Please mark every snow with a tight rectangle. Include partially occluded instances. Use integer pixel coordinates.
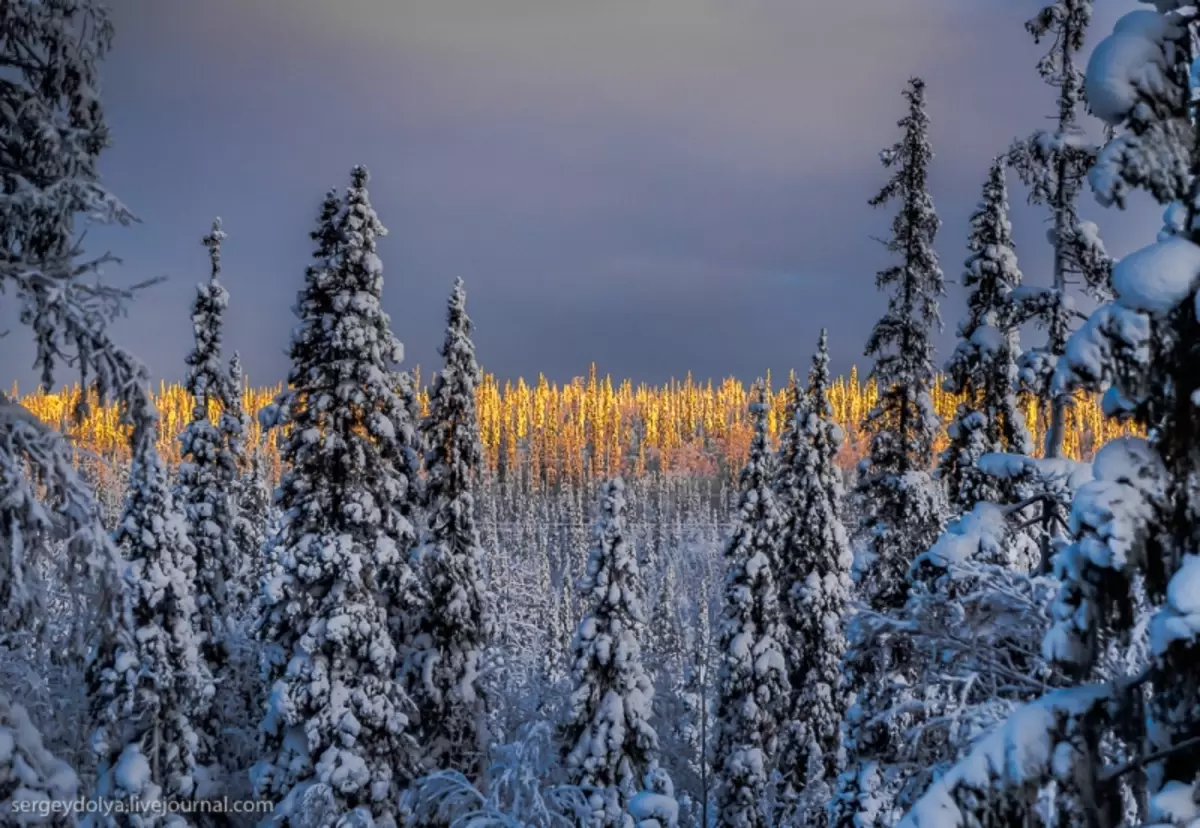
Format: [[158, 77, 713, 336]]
[[629, 792, 679, 826], [968, 324, 1005, 355], [977, 453, 1093, 491], [1085, 12, 1172, 125], [899, 686, 1113, 828], [0, 695, 80, 824], [1150, 555, 1200, 656], [1149, 780, 1200, 825], [1111, 236, 1200, 314], [919, 503, 1008, 569], [114, 744, 152, 794]]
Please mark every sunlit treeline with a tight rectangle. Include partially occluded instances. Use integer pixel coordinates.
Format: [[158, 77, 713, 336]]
[[12, 363, 1133, 486]]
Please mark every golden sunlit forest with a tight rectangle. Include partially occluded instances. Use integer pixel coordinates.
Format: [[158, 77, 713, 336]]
[[13, 363, 1132, 487]]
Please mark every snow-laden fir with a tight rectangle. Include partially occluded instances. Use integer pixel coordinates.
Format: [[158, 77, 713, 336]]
[[713, 385, 789, 828], [937, 159, 1034, 513], [176, 218, 249, 765], [561, 477, 660, 827], [834, 77, 947, 828], [86, 379, 213, 827], [410, 277, 495, 779], [772, 331, 853, 823], [253, 167, 421, 828]]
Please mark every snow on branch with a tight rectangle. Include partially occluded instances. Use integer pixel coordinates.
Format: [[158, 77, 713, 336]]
[[898, 684, 1118, 828]]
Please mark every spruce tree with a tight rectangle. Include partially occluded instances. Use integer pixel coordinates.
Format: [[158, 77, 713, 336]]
[[562, 477, 658, 827], [233, 440, 273, 603], [411, 277, 494, 776], [1008, 0, 1109, 460], [177, 218, 242, 674], [0, 4, 164, 820], [221, 351, 253, 598], [88, 383, 213, 820], [1007, 0, 1111, 572], [938, 160, 1033, 513], [835, 78, 947, 828], [0, 0, 137, 645], [253, 167, 420, 826], [0, 693, 80, 827], [774, 331, 853, 817], [904, 7, 1200, 825], [713, 384, 789, 828], [855, 76, 946, 612]]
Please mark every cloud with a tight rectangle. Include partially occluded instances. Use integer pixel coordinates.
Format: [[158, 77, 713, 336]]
[[1, 0, 1158, 391]]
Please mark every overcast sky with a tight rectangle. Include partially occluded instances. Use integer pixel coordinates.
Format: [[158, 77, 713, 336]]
[[1, 0, 1161, 390]]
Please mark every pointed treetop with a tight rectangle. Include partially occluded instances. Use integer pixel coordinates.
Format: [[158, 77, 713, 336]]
[[351, 164, 370, 189], [202, 217, 225, 280], [749, 378, 770, 444], [341, 165, 388, 248], [310, 189, 342, 260], [810, 328, 832, 414], [229, 350, 244, 393]]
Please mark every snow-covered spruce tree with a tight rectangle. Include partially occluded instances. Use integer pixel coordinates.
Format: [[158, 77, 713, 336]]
[[675, 587, 713, 828], [1008, 0, 1111, 462], [0, 0, 138, 641], [221, 352, 253, 596], [405, 721, 592, 826], [556, 570, 576, 679], [0, 5, 163, 822], [773, 331, 854, 820], [224, 350, 270, 607], [938, 159, 1034, 514], [232, 438, 273, 610], [651, 557, 684, 680], [901, 8, 1200, 826], [393, 366, 425, 481], [562, 477, 658, 826], [87, 381, 213, 822], [0, 692, 81, 827], [1008, 0, 1112, 573], [254, 167, 421, 826], [411, 277, 494, 778], [834, 77, 947, 828], [713, 385, 789, 828], [177, 218, 242, 681], [854, 77, 947, 613]]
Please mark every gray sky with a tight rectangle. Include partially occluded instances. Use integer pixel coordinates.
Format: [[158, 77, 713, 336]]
[[1, 0, 1160, 391]]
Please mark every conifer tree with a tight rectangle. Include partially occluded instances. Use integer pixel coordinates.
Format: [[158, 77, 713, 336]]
[[855, 77, 947, 612], [233, 438, 274, 607], [177, 218, 242, 674], [556, 573, 575, 676], [713, 384, 789, 828], [562, 477, 658, 827], [253, 167, 421, 826], [0, 0, 149, 645], [938, 161, 1034, 513], [0, 693, 80, 827], [221, 352, 254, 598], [1008, 0, 1109, 460], [411, 277, 494, 777], [88, 383, 213, 820], [0, 4, 165, 820], [652, 557, 684, 679], [774, 331, 854, 816], [676, 585, 713, 828], [1006, 0, 1111, 573], [835, 78, 947, 828], [903, 8, 1200, 823]]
